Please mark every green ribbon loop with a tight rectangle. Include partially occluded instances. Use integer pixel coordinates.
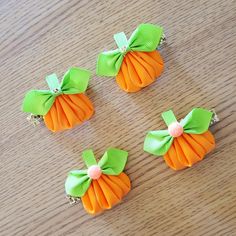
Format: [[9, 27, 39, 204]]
[[46, 74, 61, 93], [22, 67, 91, 116], [65, 148, 128, 197], [65, 170, 91, 198], [161, 110, 177, 126], [144, 130, 173, 156], [96, 23, 164, 76], [144, 108, 213, 156], [114, 32, 129, 53], [82, 149, 97, 168], [180, 108, 213, 134], [98, 148, 128, 175]]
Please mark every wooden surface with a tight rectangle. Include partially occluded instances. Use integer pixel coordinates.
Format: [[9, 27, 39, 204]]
[[1, 0, 236, 235]]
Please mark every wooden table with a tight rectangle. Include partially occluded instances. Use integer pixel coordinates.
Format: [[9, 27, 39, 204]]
[[1, 0, 236, 235]]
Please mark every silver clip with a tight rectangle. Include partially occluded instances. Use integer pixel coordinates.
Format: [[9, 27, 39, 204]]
[[53, 88, 60, 93], [120, 46, 127, 54], [158, 33, 166, 49], [66, 195, 80, 205], [27, 114, 43, 126], [210, 109, 220, 126]]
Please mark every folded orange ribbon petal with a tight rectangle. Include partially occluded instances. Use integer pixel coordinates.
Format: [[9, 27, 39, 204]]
[[116, 51, 164, 92], [163, 131, 215, 170], [44, 94, 94, 132], [81, 173, 131, 215]]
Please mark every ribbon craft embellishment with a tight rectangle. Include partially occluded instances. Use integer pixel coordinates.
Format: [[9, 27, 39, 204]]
[[96, 23, 165, 92], [22, 67, 94, 132], [144, 108, 216, 170], [65, 148, 131, 215]]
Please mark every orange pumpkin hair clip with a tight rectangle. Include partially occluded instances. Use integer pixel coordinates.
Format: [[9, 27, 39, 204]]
[[144, 108, 219, 170], [22, 67, 94, 132], [96, 23, 165, 92], [65, 148, 131, 215]]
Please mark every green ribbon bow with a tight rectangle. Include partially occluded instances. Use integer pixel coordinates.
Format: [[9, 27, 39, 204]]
[[22, 67, 91, 115], [65, 148, 128, 197], [96, 23, 163, 76], [143, 108, 213, 156]]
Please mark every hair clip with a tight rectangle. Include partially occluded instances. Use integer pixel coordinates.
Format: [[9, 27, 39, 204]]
[[22, 67, 94, 132], [144, 108, 218, 170], [96, 23, 165, 92], [65, 148, 131, 215]]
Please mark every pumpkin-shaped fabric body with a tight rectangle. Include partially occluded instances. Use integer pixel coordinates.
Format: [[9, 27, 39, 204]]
[[116, 51, 164, 92], [44, 93, 94, 132], [163, 131, 215, 170], [81, 172, 131, 215]]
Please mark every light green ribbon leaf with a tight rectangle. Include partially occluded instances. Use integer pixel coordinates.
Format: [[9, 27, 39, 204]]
[[22, 67, 91, 115], [96, 24, 163, 76], [65, 148, 128, 197], [144, 108, 213, 156], [22, 90, 55, 116], [180, 108, 213, 134], [64, 170, 92, 198], [61, 67, 91, 94], [96, 49, 124, 77], [144, 130, 173, 156], [98, 148, 128, 175]]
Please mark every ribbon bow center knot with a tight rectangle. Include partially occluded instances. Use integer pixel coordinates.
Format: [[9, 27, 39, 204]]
[[120, 46, 127, 54], [87, 165, 102, 180], [168, 122, 183, 137], [52, 88, 62, 94]]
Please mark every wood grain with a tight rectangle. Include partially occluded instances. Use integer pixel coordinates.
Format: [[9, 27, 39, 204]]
[[0, 0, 236, 235]]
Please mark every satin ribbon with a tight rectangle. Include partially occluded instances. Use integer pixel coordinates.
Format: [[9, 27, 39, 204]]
[[22, 67, 91, 115], [143, 108, 213, 156], [96, 23, 163, 76], [65, 148, 128, 197]]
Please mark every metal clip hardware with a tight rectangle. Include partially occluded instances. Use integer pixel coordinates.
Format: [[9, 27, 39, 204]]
[[27, 114, 43, 126], [66, 195, 80, 205], [210, 109, 220, 126], [158, 33, 166, 48]]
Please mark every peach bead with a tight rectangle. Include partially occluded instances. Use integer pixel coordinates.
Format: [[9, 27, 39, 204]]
[[87, 165, 102, 180], [168, 122, 184, 137]]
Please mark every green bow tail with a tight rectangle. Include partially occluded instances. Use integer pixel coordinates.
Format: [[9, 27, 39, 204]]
[[22, 67, 91, 115], [96, 23, 164, 76], [143, 108, 213, 156], [65, 148, 128, 197]]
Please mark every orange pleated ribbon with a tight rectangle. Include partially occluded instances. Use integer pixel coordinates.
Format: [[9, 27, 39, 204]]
[[81, 172, 131, 215], [164, 131, 215, 170], [44, 93, 94, 132], [116, 50, 164, 92]]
